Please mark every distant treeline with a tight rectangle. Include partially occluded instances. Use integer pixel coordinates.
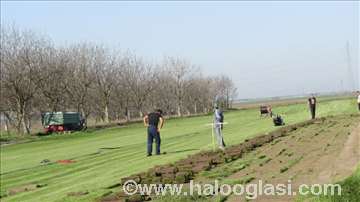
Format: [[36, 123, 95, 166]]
[[0, 25, 237, 134]]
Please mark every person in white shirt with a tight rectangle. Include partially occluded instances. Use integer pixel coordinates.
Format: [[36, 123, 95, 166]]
[[214, 106, 226, 150], [357, 91, 360, 111]]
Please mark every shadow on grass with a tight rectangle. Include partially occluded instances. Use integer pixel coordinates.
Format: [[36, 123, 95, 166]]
[[167, 149, 199, 154], [99, 146, 122, 150]]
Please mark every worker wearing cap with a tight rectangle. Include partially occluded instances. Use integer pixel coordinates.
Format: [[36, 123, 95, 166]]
[[143, 109, 164, 156]]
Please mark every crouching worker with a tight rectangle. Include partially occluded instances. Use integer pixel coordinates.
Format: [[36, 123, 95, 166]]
[[143, 109, 164, 157], [273, 114, 285, 126], [214, 106, 226, 150]]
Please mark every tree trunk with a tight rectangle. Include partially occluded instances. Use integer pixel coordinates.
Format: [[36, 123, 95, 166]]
[[125, 108, 131, 122], [21, 111, 30, 134], [104, 104, 109, 123], [177, 104, 182, 117], [3, 112, 10, 134], [80, 108, 88, 128], [16, 100, 30, 134], [4, 119, 8, 132], [137, 100, 143, 118]]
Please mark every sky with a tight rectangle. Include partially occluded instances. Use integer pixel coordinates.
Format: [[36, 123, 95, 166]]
[[1, 1, 359, 99]]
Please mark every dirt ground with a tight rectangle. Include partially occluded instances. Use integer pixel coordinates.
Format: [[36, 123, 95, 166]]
[[101, 114, 359, 202], [224, 114, 360, 202]]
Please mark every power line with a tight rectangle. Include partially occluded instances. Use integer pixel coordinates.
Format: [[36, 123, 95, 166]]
[[346, 41, 356, 91]]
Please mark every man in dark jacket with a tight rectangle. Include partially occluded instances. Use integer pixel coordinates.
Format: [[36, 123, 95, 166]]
[[143, 109, 164, 156], [308, 95, 317, 119]]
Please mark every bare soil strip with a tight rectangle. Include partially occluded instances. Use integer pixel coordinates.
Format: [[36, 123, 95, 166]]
[[226, 114, 359, 202], [318, 121, 360, 182]]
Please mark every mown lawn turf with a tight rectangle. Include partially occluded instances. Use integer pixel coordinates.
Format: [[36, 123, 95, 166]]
[[0, 98, 358, 202]]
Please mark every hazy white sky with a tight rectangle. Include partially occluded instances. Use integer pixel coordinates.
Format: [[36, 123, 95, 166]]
[[1, 1, 359, 99]]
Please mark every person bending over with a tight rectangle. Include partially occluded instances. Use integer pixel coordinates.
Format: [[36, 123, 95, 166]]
[[143, 109, 164, 156]]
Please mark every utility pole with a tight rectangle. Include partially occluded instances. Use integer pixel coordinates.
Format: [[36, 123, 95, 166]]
[[346, 41, 356, 91]]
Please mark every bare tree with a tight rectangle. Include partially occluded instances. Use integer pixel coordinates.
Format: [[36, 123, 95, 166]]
[[65, 43, 97, 124], [184, 75, 213, 114], [0, 25, 238, 134], [37, 47, 72, 112], [122, 53, 155, 117], [150, 68, 176, 115], [1, 25, 49, 134], [163, 57, 195, 116], [213, 75, 238, 109], [92, 46, 119, 123]]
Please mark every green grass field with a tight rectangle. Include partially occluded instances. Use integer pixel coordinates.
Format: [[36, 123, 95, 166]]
[[0, 98, 358, 202]]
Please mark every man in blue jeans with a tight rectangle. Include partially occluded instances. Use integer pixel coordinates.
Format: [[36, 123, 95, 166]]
[[143, 109, 165, 156]]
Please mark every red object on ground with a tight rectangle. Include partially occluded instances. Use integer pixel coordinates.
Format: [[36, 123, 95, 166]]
[[44, 125, 66, 133], [56, 159, 76, 164], [57, 125, 64, 131]]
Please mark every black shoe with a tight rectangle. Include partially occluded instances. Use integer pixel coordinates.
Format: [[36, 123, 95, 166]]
[[147, 154, 152, 157]]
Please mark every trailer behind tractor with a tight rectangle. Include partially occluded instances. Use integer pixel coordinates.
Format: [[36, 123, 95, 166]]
[[41, 112, 85, 133]]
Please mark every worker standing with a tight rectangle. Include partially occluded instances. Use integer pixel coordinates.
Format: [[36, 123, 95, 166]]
[[214, 106, 226, 150], [357, 91, 360, 111], [308, 95, 317, 119], [143, 109, 164, 157]]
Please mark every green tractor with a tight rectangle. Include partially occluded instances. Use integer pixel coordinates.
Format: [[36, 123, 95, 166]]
[[41, 112, 85, 133]]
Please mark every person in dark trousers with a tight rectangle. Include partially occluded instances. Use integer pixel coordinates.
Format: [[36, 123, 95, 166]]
[[143, 109, 164, 157], [357, 91, 360, 111], [308, 95, 317, 119]]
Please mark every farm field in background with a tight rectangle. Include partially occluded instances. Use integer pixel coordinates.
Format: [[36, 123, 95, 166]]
[[0, 97, 358, 202]]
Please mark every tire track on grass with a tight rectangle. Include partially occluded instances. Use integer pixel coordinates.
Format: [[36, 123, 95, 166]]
[[2, 130, 206, 194]]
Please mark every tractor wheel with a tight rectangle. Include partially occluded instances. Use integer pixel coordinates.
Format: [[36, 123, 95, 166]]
[[58, 125, 64, 132]]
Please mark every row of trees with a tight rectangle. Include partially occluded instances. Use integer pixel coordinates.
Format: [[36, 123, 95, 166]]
[[0, 26, 237, 134]]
